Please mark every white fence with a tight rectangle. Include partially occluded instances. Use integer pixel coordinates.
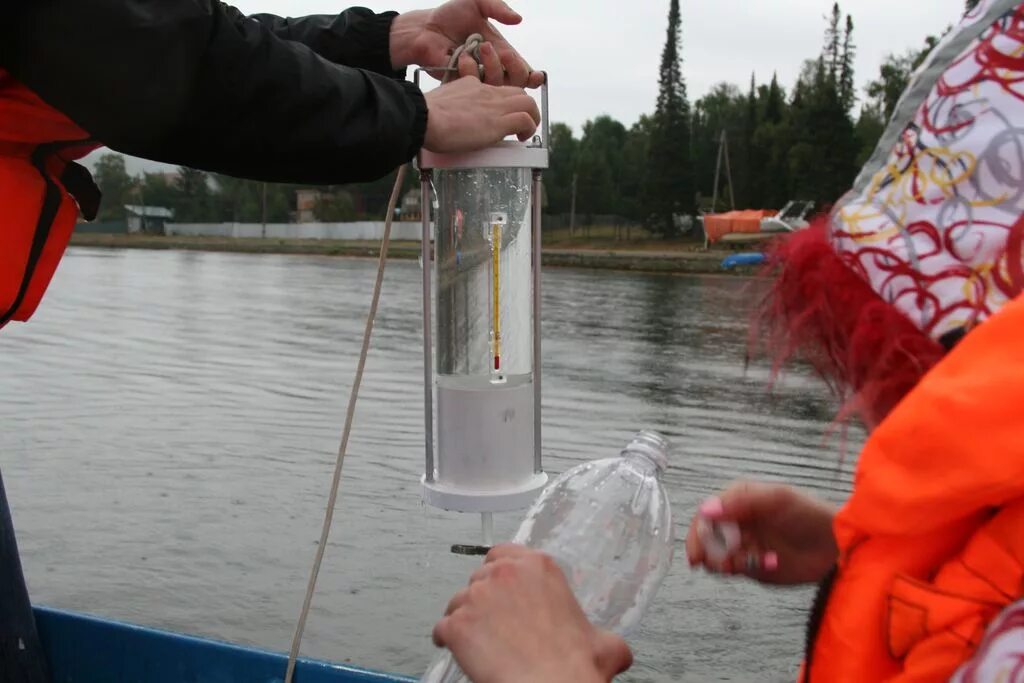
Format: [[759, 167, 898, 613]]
[[165, 221, 428, 241]]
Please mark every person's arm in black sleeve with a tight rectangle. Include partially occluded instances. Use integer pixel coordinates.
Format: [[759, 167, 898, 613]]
[[233, 6, 405, 77], [4, 0, 426, 184]]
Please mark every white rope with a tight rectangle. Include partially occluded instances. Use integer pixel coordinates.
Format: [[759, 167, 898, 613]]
[[446, 33, 484, 83], [284, 163, 406, 683], [282, 33, 490, 683]]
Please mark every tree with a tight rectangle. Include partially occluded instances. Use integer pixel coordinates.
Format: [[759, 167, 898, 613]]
[[691, 83, 744, 209], [839, 15, 856, 112], [751, 73, 791, 209], [575, 116, 627, 218], [136, 172, 179, 215], [763, 73, 785, 124], [855, 103, 886, 166], [342, 167, 416, 219], [92, 153, 134, 220], [824, 3, 842, 83], [645, 0, 693, 236], [212, 175, 293, 222], [866, 35, 939, 120], [175, 167, 211, 222], [314, 187, 357, 222], [544, 123, 578, 214], [743, 74, 760, 206], [865, 52, 915, 121], [620, 116, 653, 223]]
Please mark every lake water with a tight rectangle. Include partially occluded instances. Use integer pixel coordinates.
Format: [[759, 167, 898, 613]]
[[0, 247, 860, 682]]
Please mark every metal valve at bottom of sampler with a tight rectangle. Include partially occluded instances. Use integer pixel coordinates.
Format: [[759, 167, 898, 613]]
[[420, 430, 675, 683]]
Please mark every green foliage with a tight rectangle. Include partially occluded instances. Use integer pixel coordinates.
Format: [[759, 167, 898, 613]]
[[137, 172, 177, 212], [92, 153, 134, 220], [839, 15, 857, 112], [854, 104, 886, 167], [314, 188, 357, 222], [544, 123, 578, 214], [576, 116, 627, 217], [620, 116, 653, 222], [175, 167, 212, 222], [866, 35, 939, 120], [646, 0, 693, 236]]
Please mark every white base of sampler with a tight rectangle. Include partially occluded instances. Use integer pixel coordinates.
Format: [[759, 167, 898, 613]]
[[421, 472, 549, 513]]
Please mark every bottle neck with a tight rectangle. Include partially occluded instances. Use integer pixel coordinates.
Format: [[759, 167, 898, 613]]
[[623, 449, 664, 475], [621, 430, 669, 474]]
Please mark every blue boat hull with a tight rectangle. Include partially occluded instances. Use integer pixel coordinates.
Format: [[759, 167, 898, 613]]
[[34, 606, 415, 683], [720, 252, 766, 270]]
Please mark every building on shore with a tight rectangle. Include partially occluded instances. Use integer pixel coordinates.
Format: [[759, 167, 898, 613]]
[[125, 205, 174, 234]]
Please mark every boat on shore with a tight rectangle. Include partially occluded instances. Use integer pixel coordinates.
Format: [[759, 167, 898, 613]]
[[700, 200, 814, 247]]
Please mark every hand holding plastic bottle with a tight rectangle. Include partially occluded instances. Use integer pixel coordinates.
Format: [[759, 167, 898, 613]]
[[685, 481, 839, 585], [432, 545, 633, 683], [422, 430, 674, 683]]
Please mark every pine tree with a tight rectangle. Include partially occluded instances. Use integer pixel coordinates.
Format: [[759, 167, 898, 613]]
[[744, 73, 760, 206], [839, 14, 856, 112], [764, 73, 784, 124], [746, 74, 758, 136], [645, 0, 693, 237], [824, 3, 842, 82]]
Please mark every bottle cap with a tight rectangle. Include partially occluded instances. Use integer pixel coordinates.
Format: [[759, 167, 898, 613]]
[[697, 518, 741, 568]]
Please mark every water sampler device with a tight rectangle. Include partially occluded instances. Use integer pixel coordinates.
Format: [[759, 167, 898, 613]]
[[415, 72, 550, 546]]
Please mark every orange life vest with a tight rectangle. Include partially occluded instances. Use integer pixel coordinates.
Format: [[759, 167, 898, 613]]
[[0, 69, 100, 328], [803, 292, 1024, 681]]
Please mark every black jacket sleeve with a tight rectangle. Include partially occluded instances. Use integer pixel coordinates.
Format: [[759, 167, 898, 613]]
[[3, 1, 427, 184], [238, 6, 405, 77]]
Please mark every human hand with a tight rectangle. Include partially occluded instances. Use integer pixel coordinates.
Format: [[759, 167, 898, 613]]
[[390, 0, 543, 87], [685, 481, 838, 585], [432, 544, 633, 683], [423, 74, 539, 153]]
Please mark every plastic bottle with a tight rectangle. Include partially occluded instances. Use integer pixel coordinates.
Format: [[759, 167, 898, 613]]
[[421, 429, 675, 683]]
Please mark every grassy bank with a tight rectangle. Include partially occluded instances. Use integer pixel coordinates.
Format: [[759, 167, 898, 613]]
[[69, 232, 762, 276]]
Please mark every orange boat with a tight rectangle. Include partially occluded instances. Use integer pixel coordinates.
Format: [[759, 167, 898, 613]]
[[700, 200, 814, 247]]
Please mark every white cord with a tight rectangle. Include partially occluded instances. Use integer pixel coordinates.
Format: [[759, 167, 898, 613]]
[[283, 33, 488, 681], [284, 163, 407, 683]]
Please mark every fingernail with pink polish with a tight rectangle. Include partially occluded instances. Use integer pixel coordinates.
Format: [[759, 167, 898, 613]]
[[699, 497, 724, 518], [763, 551, 779, 572]]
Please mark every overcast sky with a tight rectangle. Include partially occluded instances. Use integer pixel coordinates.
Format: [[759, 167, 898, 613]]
[[87, 0, 967, 175]]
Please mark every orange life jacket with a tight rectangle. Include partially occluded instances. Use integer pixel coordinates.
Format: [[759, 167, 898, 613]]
[[0, 69, 100, 328], [803, 292, 1024, 681]]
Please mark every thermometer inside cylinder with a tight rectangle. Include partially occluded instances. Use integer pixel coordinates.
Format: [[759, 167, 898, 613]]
[[486, 212, 507, 383]]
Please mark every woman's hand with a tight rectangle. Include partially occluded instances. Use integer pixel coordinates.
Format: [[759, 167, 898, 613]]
[[685, 481, 839, 585], [432, 544, 633, 683]]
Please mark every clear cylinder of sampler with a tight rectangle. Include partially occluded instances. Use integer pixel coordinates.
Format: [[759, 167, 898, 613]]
[[433, 167, 535, 494]]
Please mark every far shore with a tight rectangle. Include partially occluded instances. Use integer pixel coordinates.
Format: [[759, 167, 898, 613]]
[[68, 233, 768, 276]]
